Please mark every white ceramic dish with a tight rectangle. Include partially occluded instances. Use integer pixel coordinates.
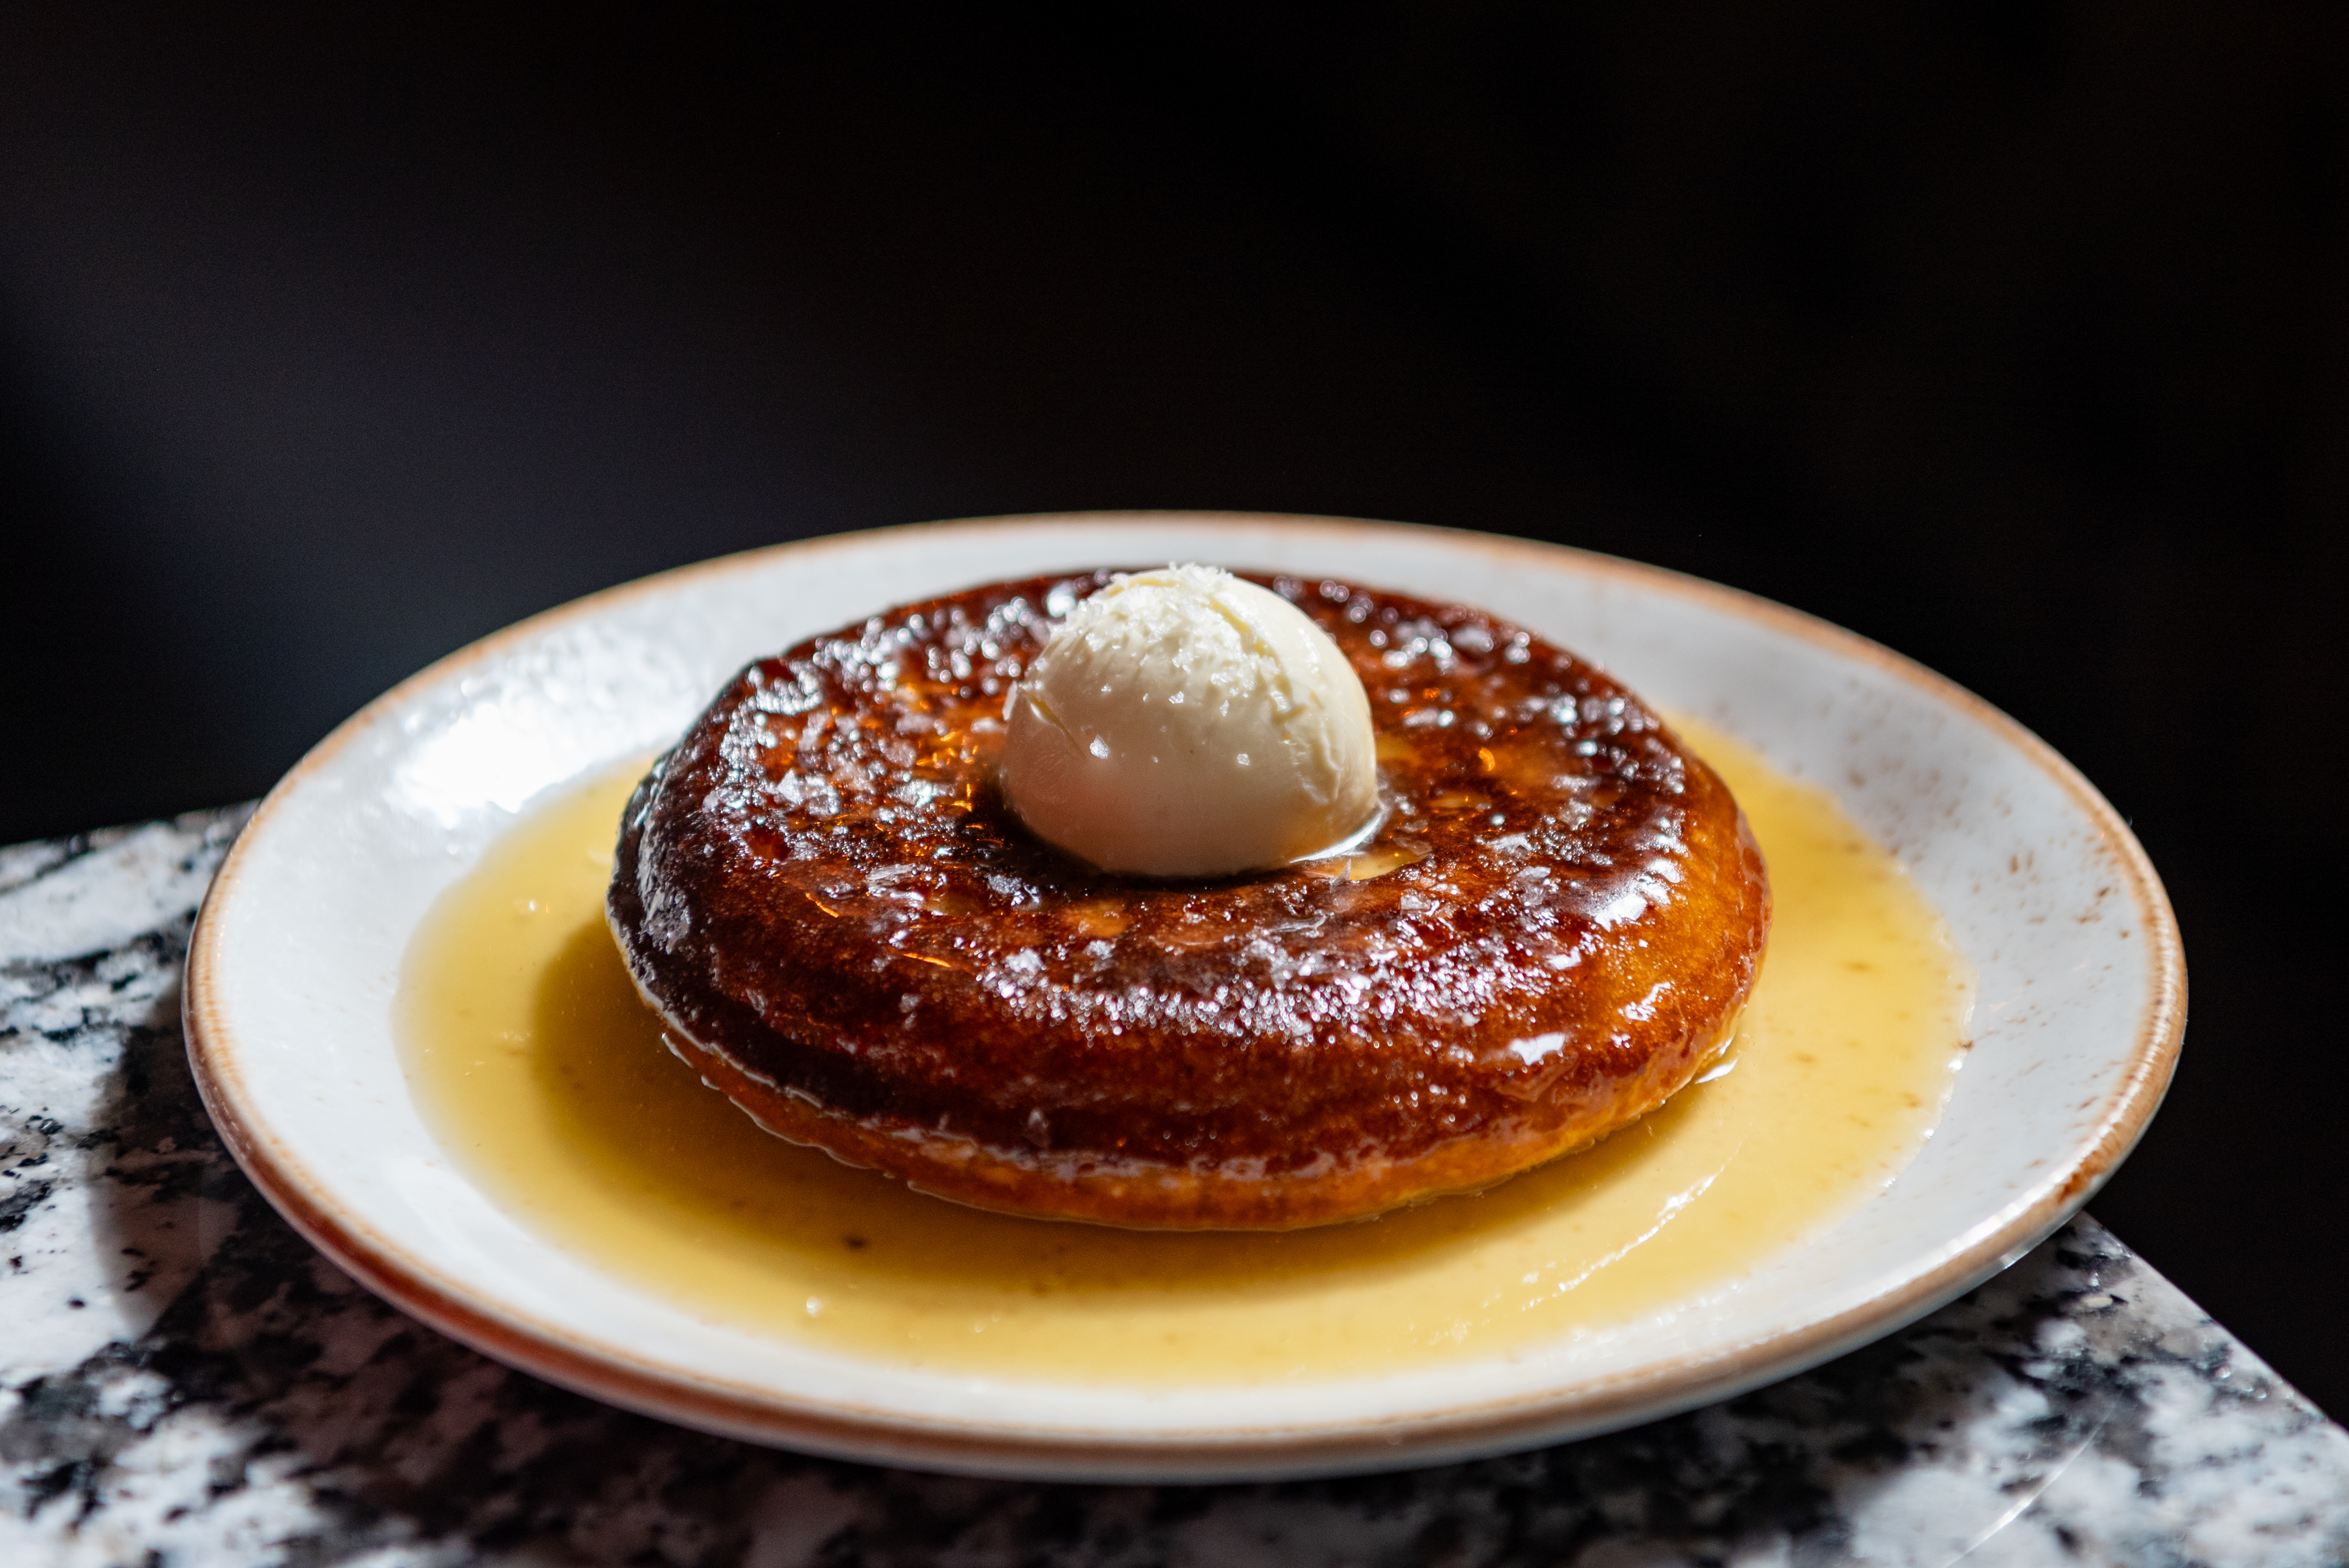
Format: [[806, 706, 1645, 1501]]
[[184, 512, 2183, 1481]]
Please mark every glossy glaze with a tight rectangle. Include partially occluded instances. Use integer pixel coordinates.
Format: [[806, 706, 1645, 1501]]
[[609, 574, 1771, 1227]]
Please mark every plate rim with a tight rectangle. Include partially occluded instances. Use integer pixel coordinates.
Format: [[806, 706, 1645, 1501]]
[[182, 510, 2186, 1478]]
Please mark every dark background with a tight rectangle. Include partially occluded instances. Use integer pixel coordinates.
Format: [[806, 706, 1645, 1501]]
[[5, 8, 2344, 1412]]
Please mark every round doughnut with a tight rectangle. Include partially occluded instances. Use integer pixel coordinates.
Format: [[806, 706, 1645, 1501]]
[[608, 571, 1770, 1230]]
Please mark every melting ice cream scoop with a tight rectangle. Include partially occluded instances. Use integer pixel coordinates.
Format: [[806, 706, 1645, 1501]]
[[999, 565, 1379, 877]]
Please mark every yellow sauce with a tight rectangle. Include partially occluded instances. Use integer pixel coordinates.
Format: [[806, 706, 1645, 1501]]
[[396, 723, 1971, 1385]]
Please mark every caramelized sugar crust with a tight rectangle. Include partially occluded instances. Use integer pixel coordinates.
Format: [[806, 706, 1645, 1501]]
[[609, 573, 1770, 1230]]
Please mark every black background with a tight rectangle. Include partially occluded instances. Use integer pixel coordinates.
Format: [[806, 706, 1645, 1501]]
[[5, 8, 2344, 1414]]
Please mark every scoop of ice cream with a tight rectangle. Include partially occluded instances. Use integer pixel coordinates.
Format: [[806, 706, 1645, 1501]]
[[1000, 565, 1378, 877]]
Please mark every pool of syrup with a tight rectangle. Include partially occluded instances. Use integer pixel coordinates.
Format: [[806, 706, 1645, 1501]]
[[395, 722, 1971, 1385]]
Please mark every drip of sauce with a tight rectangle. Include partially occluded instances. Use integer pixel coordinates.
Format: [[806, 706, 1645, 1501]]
[[396, 721, 1971, 1386]]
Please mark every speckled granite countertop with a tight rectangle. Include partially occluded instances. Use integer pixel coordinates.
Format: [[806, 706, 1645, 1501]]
[[3, 809, 2346, 1567]]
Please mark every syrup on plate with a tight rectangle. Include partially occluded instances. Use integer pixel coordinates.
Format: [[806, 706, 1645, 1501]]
[[396, 722, 1970, 1386]]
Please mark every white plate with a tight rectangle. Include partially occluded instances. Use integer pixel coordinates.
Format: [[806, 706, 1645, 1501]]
[[184, 512, 2183, 1480]]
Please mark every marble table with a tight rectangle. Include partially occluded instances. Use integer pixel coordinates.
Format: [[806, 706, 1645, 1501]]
[[4, 809, 2346, 1568]]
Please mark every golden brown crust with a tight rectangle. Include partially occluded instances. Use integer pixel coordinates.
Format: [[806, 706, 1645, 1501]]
[[609, 572, 1770, 1229]]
